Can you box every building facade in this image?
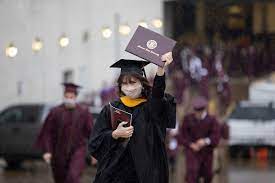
[0,0,164,109]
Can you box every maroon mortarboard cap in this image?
[192,96,208,111]
[62,83,82,95]
[110,59,150,77]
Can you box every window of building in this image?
[63,69,74,83]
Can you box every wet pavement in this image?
[226,159,275,183]
[0,159,96,183]
[0,157,274,183]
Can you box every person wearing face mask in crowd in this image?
[34,83,93,183]
[178,96,220,183]
[88,52,176,183]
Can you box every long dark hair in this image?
[117,73,152,98]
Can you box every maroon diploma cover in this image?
[125,26,176,67]
[109,103,132,130]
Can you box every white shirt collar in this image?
[201,111,207,120]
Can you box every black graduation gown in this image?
[88,75,176,183]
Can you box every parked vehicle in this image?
[226,101,275,157]
[249,78,275,103]
[0,103,100,168]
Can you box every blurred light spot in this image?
[32,38,43,52]
[59,35,70,48]
[101,27,112,39]
[152,19,163,28]
[138,21,148,28]
[6,43,18,58]
[119,24,131,36]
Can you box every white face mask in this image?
[63,98,76,108]
[121,81,142,99]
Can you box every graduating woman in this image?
[88,52,176,183]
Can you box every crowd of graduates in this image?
[163,37,275,182]
[169,37,275,115]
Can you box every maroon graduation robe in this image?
[198,76,209,99]
[271,52,275,71]
[178,113,220,183]
[218,81,231,108]
[171,71,187,104]
[35,104,93,183]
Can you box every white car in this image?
[227,101,275,147]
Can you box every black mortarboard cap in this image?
[110,59,150,77]
[62,82,82,94]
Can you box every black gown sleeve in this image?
[150,74,167,130]
[152,74,166,99]
[88,105,118,161]
[151,74,176,129]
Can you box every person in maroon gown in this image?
[178,96,220,183]
[216,74,231,116]
[247,45,256,79]
[271,51,275,72]
[171,70,187,105]
[35,83,93,183]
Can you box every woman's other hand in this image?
[112,121,134,139]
